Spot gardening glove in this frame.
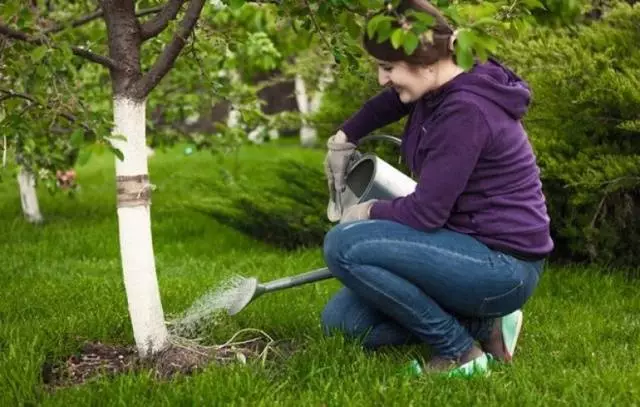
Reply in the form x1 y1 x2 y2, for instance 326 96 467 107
324 158 342 222
325 131 357 221
340 199 377 224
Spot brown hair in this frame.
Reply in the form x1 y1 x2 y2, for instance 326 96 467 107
363 0 455 66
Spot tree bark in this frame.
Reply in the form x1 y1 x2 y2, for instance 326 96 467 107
111 98 169 357
17 168 43 224
295 66 333 147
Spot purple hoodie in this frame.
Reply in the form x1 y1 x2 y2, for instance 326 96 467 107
340 58 553 258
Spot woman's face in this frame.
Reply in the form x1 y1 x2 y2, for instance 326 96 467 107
377 60 438 103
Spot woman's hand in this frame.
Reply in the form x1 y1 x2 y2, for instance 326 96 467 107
325 130 356 221
340 199 377 223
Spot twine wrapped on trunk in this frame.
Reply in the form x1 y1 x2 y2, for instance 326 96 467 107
116 174 154 207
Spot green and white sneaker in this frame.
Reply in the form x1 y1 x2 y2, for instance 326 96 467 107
446 352 493 378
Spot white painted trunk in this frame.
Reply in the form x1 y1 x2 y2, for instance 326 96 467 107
294 74 310 115
247 125 265 144
295 67 333 148
294 74 316 147
227 107 241 129
311 65 333 113
111 98 169 357
227 70 242 129
17 168 43 223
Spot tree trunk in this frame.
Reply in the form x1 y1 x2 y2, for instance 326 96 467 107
295 66 333 148
294 74 317 148
17 168 43 223
112 97 169 357
100 0 205 357
226 69 242 129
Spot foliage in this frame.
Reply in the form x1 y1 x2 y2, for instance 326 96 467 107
191 159 332 250
1 0 593 189
499 3 640 266
0 2 113 188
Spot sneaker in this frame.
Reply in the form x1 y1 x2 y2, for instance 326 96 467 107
402 352 493 379
446 352 492 378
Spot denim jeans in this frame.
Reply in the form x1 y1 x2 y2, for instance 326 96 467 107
321 220 544 359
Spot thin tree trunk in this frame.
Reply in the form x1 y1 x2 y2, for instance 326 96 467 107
17 167 43 223
226 69 242 129
295 66 333 148
294 74 317 148
112 97 169 357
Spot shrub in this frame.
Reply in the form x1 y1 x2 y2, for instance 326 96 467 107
499 3 640 266
191 159 331 250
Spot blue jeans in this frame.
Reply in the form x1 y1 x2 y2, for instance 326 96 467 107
321 220 544 359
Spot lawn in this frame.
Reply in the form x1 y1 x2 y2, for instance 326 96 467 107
1 142 639 406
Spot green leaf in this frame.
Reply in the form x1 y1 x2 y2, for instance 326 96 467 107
456 43 475 71
0 1 20 19
377 20 392 43
455 29 475 52
70 129 84 147
403 32 419 55
390 29 405 50
111 146 124 161
522 0 546 10
407 10 434 26
228 0 245 10
77 148 92 166
367 14 387 39
110 134 127 142
30 46 48 63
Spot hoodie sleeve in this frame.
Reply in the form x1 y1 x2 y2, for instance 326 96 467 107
369 101 489 230
340 88 413 143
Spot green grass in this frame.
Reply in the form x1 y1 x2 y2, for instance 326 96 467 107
1 143 639 406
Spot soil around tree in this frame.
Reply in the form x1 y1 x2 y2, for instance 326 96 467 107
42 338 293 390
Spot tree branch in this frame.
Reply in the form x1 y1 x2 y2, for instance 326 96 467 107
140 0 187 41
134 0 206 99
0 89 93 133
42 6 165 35
302 0 333 52
43 9 104 35
0 23 119 71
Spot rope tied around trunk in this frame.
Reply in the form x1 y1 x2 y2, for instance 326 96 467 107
116 174 155 207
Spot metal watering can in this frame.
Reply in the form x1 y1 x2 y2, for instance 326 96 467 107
227 135 417 315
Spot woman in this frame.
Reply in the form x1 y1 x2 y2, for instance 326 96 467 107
321 0 553 377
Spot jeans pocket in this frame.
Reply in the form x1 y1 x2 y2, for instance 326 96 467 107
477 280 525 318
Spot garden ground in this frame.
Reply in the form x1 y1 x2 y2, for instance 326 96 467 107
1 143 639 406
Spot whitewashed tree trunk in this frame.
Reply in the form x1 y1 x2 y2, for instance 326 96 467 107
111 98 169 357
17 168 43 223
294 74 316 147
226 70 242 130
295 66 333 148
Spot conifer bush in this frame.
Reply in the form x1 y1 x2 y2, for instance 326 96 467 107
312 3 640 266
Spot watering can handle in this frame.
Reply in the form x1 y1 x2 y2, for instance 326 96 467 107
358 134 402 147
261 267 333 294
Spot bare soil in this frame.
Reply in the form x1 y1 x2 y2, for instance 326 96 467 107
42 338 290 390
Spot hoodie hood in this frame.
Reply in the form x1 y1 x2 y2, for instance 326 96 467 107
439 58 531 120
